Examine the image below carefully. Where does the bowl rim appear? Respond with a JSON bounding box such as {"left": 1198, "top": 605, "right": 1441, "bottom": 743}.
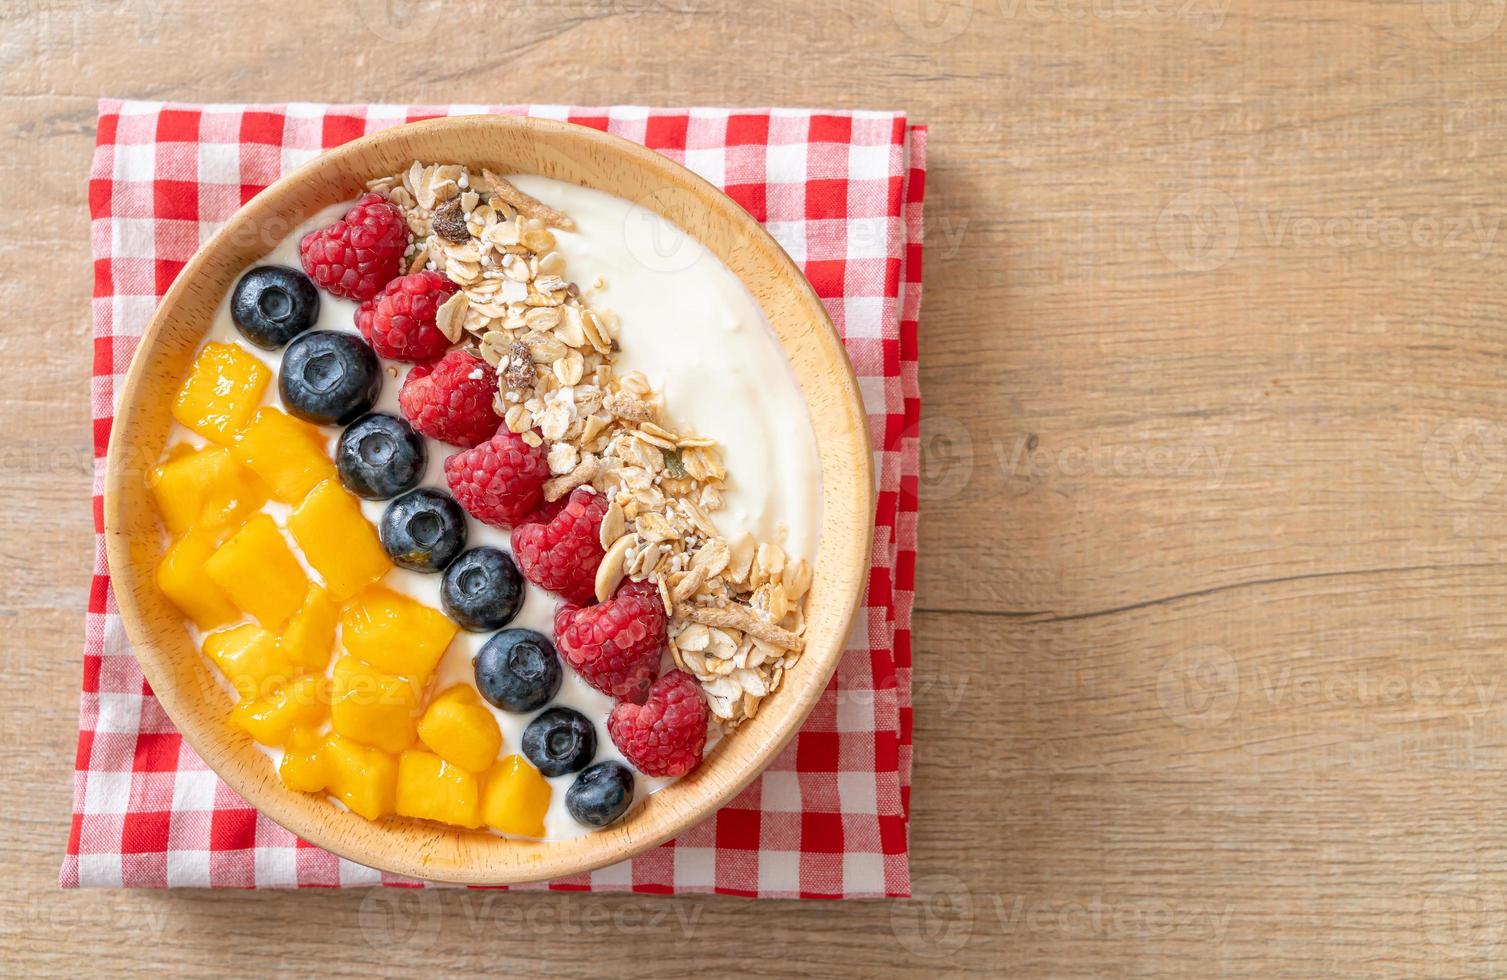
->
{"left": 104, "top": 114, "right": 874, "bottom": 883}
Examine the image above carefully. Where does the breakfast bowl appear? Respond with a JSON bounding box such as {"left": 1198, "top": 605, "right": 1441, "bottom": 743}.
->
{"left": 103, "top": 115, "right": 873, "bottom": 884}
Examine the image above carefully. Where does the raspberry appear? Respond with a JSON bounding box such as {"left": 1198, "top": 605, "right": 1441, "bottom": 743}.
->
{"left": 555, "top": 579, "right": 667, "bottom": 702}
{"left": 607, "top": 670, "right": 708, "bottom": 776}
{"left": 444, "top": 430, "right": 550, "bottom": 528}
{"left": 354, "top": 271, "right": 458, "bottom": 362}
{"left": 298, "top": 193, "right": 408, "bottom": 301}
{"left": 511, "top": 488, "right": 608, "bottom": 605}
{"left": 521, "top": 493, "right": 571, "bottom": 527}
{"left": 398, "top": 350, "right": 502, "bottom": 448}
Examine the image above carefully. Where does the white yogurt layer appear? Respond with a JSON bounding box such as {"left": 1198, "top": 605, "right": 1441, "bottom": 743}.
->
{"left": 508, "top": 175, "right": 821, "bottom": 563}
{"left": 175, "top": 176, "right": 820, "bottom": 840}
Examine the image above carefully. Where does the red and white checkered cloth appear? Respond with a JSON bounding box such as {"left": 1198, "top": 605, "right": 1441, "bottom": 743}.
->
{"left": 64, "top": 100, "right": 924, "bottom": 898}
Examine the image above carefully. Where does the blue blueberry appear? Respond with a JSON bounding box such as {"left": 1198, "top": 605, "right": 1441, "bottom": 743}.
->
{"left": 380, "top": 488, "right": 466, "bottom": 572}
{"left": 441, "top": 547, "right": 524, "bottom": 632}
{"left": 231, "top": 265, "right": 320, "bottom": 349}
{"left": 278, "top": 330, "right": 380, "bottom": 425}
{"left": 474, "top": 629, "right": 561, "bottom": 713}
{"left": 337, "top": 412, "right": 426, "bottom": 500}
{"left": 566, "top": 761, "right": 635, "bottom": 828}
{"left": 521, "top": 707, "right": 597, "bottom": 777}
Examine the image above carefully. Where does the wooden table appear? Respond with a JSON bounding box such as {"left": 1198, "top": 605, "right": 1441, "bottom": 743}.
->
{"left": 8, "top": 1, "right": 1507, "bottom": 975}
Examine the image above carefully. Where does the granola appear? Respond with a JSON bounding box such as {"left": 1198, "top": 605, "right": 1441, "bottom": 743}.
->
{"left": 364, "top": 162, "right": 810, "bottom": 729}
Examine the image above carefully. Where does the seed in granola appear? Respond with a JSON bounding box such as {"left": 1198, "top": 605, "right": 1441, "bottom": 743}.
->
{"left": 432, "top": 199, "right": 470, "bottom": 243}
{"left": 660, "top": 447, "right": 687, "bottom": 478}
{"left": 503, "top": 342, "right": 535, "bottom": 390}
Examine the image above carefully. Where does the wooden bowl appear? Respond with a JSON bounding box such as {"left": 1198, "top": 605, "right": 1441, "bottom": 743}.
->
{"left": 104, "top": 116, "right": 874, "bottom": 884}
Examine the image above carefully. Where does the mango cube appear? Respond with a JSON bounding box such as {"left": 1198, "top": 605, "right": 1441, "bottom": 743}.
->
{"left": 230, "top": 673, "right": 329, "bottom": 746}
{"left": 203, "top": 623, "right": 298, "bottom": 700}
{"left": 322, "top": 734, "right": 397, "bottom": 820}
{"left": 233, "top": 408, "right": 335, "bottom": 502}
{"left": 418, "top": 685, "right": 502, "bottom": 773}
{"left": 287, "top": 479, "right": 390, "bottom": 600}
{"left": 396, "top": 749, "right": 483, "bottom": 828}
{"left": 281, "top": 585, "right": 337, "bottom": 673}
{"left": 203, "top": 513, "right": 308, "bottom": 627}
{"left": 482, "top": 755, "right": 551, "bottom": 838}
{"left": 341, "top": 586, "right": 458, "bottom": 682}
{"left": 279, "top": 727, "right": 328, "bottom": 793}
{"left": 172, "top": 342, "right": 270, "bottom": 444}
{"left": 329, "top": 655, "right": 422, "bottom": 754}
{"left": 157, "top": 526, "right": 239, "bottom": 630}
{"left": 149, "top": 445, "right": 267, "bottom": 534}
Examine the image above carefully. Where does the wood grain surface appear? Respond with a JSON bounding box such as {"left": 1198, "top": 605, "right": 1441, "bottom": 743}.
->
{"left": 5, "top": 0, "right": 1507, "bottom": 976}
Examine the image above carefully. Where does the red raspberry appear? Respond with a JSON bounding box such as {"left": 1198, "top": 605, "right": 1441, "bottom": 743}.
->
{"left": 608, "top": 670, "right": 708, "bottom": 776}
{"left": 554, "top": 579, "right": 666, "bottom": 701}
{"left": 520, "top": 493, "right": 571, "bottom": 527}
{"left": 399, "top": 350, "right": 502, "bottom": 448}
{"left": 511, "top": 488, "right": 608, "bottom": 605}
{"left": 444, "top": 430, "right": 549, "bottom": 527}
{"left": 354, "top": 271, "right": 458, "bottom": 362}
{"left": 298, "top": 193, "right": 408, "bottom": 301}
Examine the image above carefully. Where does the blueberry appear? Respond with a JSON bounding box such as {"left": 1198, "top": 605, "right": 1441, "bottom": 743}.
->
{"left": 337, "top": 413, "right": 426, "bottom": 500}
{"left": 231, "top": 265, "right": 319, "bottom": 349}
{"left": 566, "top": 761, "right": 635, "bottom": 828}
{"left": 441, "top": 547, "right": 524, "bottom": 632}
{"left": 521, "top": 707, "right": 597, "bottom": 777}
{"left": 380, "top": 488, "right": 466, "bottom": 572}
{"left": 474, "top": 629, "right": 561, "bottom": 713}
{"left": 279, "top": 330, "right": 380, "bottom": 425}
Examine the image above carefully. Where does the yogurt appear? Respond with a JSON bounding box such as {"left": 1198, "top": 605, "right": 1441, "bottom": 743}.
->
{"left": 173, "top": 176, "right": 820, "bottom": 839}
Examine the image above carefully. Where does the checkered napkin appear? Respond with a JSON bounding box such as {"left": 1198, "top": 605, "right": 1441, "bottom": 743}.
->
{"left": 64, "top": 100, "right": 924, "bottom": 898}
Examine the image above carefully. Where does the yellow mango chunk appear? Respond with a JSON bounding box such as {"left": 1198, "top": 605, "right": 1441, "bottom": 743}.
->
{"left": 281, "top": 585, "right": 337, "bottom": 673}
{"left": 203, "top": 623, "right": 298, "bottom": 700}
{"left": 149, "top": 445, "right": 267, "bottom": 534}
{"left": 287, "top": 479, "right": 390, "bottom": 601}
{"left": 230, "top": 674, "right": 329, "bottom": 746}
{"left": 157, "top": 526, "right": 238, "bottom": 630}
{"left": 396, "top": 749, "right": 483, "bottom": 828}
{"left": 341, "top": 586, "right": 458, "bottom": 682}
{"left": 329, "top": 655, "right": 421, "bottom": 754}
{"left": 279, "top": 727, "right": 327, "bottom": 793}
{"left": 482, "top": 755, "right": 551, "bottom": 838}
{"left": 203, "top": 513, "right": 308, "bottom": 628}
{"left": 172, "top": 342, "right": 270, "bottom": 444}
{"left": 322, "top": 733, "right": 397, "bottom": 820}
{"left": 418, "top": 685, "right": 502, "bottom": 773}
{"left": 233, "top": 408, "right": 335, "bottom": 502}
